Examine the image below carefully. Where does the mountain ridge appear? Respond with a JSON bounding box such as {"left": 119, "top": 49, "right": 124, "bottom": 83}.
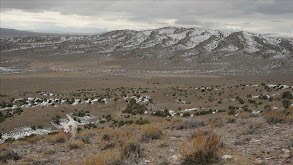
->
{"left": 0, "top": 27, "right": 293, "bottom": 75}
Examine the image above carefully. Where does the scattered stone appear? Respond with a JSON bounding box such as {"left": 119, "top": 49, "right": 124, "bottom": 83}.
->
{"left": 253, "top": 159, "right": 264, "bottom": 165}
{"left": 280, "top": 152, "right": 291, "bottom": 159}
{"left": 222, "top": 154, "right": 233, "bottom": 160}
{"left": 168, "top": 154, "right": 179, "bottom": 161}
{"left": 145, "top": 159, "right": 151, "bottom": 163}
{"left": 0, "top": 151, "right": 22, "bottom": 162}
{"left": 281, "top": 148, "right": 290, "bottom": 153}
{"left": 169, "top": 149, "right": 175, "bottom": 152}
{"left": 267, "top": 149, "right": 276, "bottom": 154}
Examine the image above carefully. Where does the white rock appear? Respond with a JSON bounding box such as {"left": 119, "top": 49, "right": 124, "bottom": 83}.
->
{"left": 281, "top": 148, "right": 290, "bottom": 153}
{"left": 222, "top": 155, "right": 233, "bottom": 159}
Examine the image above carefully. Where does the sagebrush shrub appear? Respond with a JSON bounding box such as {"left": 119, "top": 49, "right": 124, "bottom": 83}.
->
{"left": 179, "top": 129, "right": 222, "bottom": 165}
{"left": 178, "top": 119, "right": 205, "bottom": 130}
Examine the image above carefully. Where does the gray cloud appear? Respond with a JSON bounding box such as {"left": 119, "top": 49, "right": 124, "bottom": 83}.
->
{"left": 1, "top": 0, "right": 293, "bottom": 37}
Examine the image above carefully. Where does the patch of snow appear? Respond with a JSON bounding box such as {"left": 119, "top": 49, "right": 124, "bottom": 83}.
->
{"left": 242, "top": 31, "right": 260, "bottom": 53}
{"left": 0, "top": 127, "right": 52, "bottom": 144}
{"left": 168, "top": 110, "right": 176, "bottom": 117}
{"left": 0, "top": 67, "right": 20, "bottom": 74}
{"left": 252, "top": 110, "right": 261, "bottom": 114}
{"left": 204, "top": 40, "right": 220, "bottom": 51}
{"left": 219, "top": 45, "right": 238, "bottom": 52}
{"left": 181, "top": 108, "right": 198, "bottom": 112}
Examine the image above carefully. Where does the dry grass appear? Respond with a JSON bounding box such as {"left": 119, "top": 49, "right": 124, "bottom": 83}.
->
{"left": 0, "top": 142, "right": 12, "bottom": 149}
{"left": 66, "top": 140, "right": 85, "bottom": 149}
{"left": 25, "top": 135, "right": 43, "bottom": 144}
{"left": 250, "top": 121, "right": 263, "bottom": 129}
{"left": 238, "top": 112, "right": 252, "bottom": 119}
{"left": 47, "top": 132, "right": 65, "bottom": 143}
{"left": 179, "top": 128, "right": 222, "bottom": 164}
{"left": 98, "top": 126, "right": 141, "bottom": 156}
{"left": 83, "top": 145, "right": 123, "bottom": 165}
{"left": 83, "top": 140, "right": 142, "bottom": 165}
{"left": 81, "top": 124, "right": 144, "bottom": 165}
{"left": 140, "top": 124, "right": 163, "bottom": 142}
{"left": 177, "top": 118, "right": 205, "bottom": 130}
{"left": 76, "top": 130, "right": 98, "bottom": 144}
{"left": 264, "top": 108, "right": 293, "bottom": 124}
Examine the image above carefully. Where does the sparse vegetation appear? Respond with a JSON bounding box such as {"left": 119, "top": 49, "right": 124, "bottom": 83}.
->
{"left": 153, "top": 108, "right": 171, "bottom": 117}
{"left": 66, "top": 140, "right": 84, "bottom": 149}
{"left": 178, "top": 119, "right": 205, "bottom": 129}
{"left": 140, "top": 124, "right": 163, "bottom": 142}
{"left": 179, "top": 129, "right": 222, "bottom": 165}
{"left": 122, "top": 98, "right": 147, "bottom": 115}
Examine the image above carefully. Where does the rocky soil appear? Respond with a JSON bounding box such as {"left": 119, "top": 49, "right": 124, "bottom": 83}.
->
{"left": 1, "top": 111, "right": 292, "bottom": 165}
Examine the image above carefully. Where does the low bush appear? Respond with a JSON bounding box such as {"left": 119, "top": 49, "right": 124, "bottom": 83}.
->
{"left": 195, "top": 109, "right": 212, "bottom": 116}
{"left": 152, "top": 108, "right": 171, "bottom": 117}
{"left": 140, "top": 125, "right": 163, "bottom": 142}
{"left": 135, "top": 118, "right": 150, "bottom": 125}
{"left": 208, "top": 117, "right": 224, "bottom": 127}
{"left": 282, "top": 91, "right": 293, "bottom": 99}
{"left": 228, "top": 110, "right": 236, "bottom": 115}
{"left": 227, "top": 118, "right": 236, "bottom": 123}
{"left": 48, "top": 132, "right": 65, "bottom": 143}
{"left": 179, "top": 129, "right": 222, "bottom": 165}
{"left": 282, "top": 99, "right": 291, "bottom": 109}
{"left": 0, "top": 150, "right": 22, "bottom": 163}
{"left": 177, "top": 119, "right": 205, "bottom": 130}
{"left": 66, "top": 140, "right": 84, "bottom": 149}
{"left": 183, "top": 112, "right": 191, "bottom": 117}
{"left": 264, "top": 108, "right": 293, "bottom": 124}
{"left": 122, "top": 99, "right": 147, "bottom": 115}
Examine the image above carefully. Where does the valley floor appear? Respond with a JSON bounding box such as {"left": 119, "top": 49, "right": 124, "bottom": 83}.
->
{"left": 0, "top": 71, "right": 293, "bottom": 164}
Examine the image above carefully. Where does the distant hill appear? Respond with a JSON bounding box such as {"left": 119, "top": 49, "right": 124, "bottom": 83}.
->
{"left": 0, "top": 28, "right": 83, "bottom": 38}
{"left": 1, "top": 27, "right": 293, "bottom": 75}
{"left": 0, "top": 28, "right": 49, "bottom": 37}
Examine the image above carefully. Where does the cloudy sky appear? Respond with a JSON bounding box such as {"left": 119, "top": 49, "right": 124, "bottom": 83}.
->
{"left": 1, "top": 0, "right": 293, "bottom": 37}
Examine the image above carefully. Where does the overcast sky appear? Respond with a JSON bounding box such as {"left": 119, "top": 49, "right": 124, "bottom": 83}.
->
{"left": 1, "top": 0, "right": 293, "bottom": 37}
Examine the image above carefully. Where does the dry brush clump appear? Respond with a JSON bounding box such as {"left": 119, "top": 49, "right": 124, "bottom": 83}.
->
{"left": 140, "top": 124, "right": 163, "bottom": 142}
{"left": 179, "top": 129, "right": 222, "bottom": 165}
{"left": 207, "top": 117, "right": 225, "bottom": 128}
{"left": 0, "top": 150, "right": 22, "bottom": 163}
{"left": 83, "top": 127, "right": 143, "bottom": 165}
{"left": 264, "top": 107, "right": 293, "bottom": 124}
{"left": 47, "top": 132, "right": 65, "bottom": 143}
{"left": 177, "top": 118, "right": 206, "bottom": 130}
{"left": 25, "top": 135, "right": 43, "bottom": 144}
{"left": 66, "top": 140, "right": 85, "bottom": 149}
{"left": 83, "top": 145, "right": 123, "bottom": 165}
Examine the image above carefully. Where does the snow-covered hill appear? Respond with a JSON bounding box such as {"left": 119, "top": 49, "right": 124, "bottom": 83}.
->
{"left": 1, "top": 27, "right": 293, "bottom": 75}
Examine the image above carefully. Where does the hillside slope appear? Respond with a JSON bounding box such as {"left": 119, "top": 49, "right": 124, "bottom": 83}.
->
{"left": 1, "top": 27, "right": 293, "bottom": 75}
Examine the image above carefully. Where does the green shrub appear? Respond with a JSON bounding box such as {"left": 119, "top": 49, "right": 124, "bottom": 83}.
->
{"left": 178, "top": 119, "right": 205, "bottom": 129}
{"left": 106, "top": 114, "right": 112, "bottom": 122}
{"left": 122, "top": 100, "right": 147, "bottom": 115}
{"left": 37, "top": 125, "right": 43, "bottom": 129}
{"left": 153, "top": 108, "right": 171, "bottom": 117}
{"left": 282, "top": 99, "right": 291, "bottom": 109}
{"left": 183, "top": 112, "right": 191, "bottom": 117}
{"left": 14, "top": 108, "right": 23, "bottom": 115}
{"left": 282, "top": 91, "right": 293, "bottom": 99}
{"left": 135, "top": 118, "right": 150, "bottom": 125}
{"left": 195, "top": 109, "right": 212, "bottom": 116}
{"left": 228, "top": 110, "right": 236, "bottom": 115}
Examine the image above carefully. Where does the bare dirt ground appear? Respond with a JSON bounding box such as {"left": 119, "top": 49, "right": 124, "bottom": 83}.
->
{"left": 0, "top": 71, "right": 293, "bottom": 164}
